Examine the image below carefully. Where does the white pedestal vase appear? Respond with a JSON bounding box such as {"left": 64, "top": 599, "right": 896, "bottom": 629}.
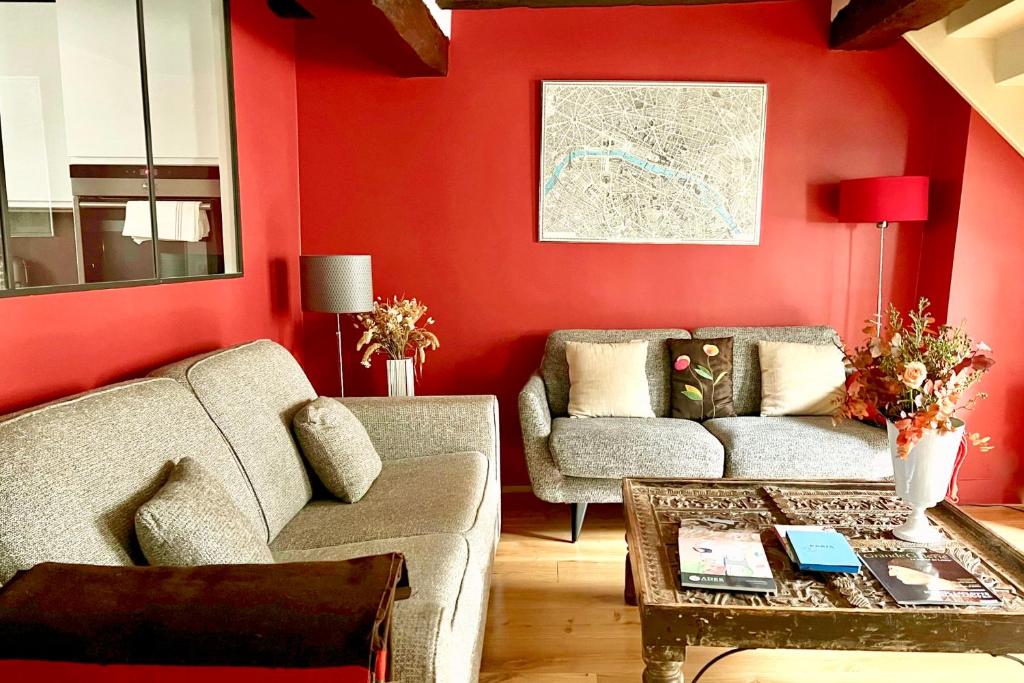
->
{"left": 887, "top": 420, "right": 964, "bottom": 543}
{"left": 387, "top": 358, "right": 415, "bottom": 397}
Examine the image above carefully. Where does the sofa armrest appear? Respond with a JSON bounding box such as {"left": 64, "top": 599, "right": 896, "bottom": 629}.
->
{"left": 519, "top": 374, "right": 566, "bottom": 501}
{"left": 0, "top": 557, "right": 407, "bottom": 672}
{"left": 339, "top": 395, "right": 500, "bottom": 470}
{"left": 519, "top": 374, "right": 552, "bottom": 440}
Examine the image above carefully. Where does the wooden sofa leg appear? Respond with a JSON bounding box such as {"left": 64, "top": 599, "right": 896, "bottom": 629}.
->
{"left": 570, "top": 502, "right": 588, "bottom": 543}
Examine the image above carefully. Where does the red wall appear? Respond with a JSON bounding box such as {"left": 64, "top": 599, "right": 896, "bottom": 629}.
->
{"left": 294, "top": 0, "right": 965, "bottom": 487}
{"left": 0, "top": 1, "right": 302, "bottom": 415}
{"left": 946, "top": 111, "right": 1024, "bottom": 503}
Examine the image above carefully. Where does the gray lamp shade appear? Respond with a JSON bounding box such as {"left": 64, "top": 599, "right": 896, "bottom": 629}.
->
{"left": 300, "top": 255, "right": 374, "bottom": 314}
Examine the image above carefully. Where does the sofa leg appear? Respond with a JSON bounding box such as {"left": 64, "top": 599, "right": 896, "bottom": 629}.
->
{"left": 570, "top": 502, "right": 588, "bottom": 543}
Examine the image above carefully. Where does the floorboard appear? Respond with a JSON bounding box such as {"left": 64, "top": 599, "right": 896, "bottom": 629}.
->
{"left": 480, "top": 494, "right": 1024, "bottom": 682}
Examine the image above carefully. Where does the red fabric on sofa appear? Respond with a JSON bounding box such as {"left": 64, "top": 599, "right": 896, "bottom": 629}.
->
{"left": 0, "top": 662, "right": 370, "bottom": 683}
{"left": 0, "top": 557, "right": 408, "bottom": 682}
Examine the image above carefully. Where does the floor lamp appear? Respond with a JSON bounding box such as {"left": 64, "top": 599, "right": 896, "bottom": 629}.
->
{"left": 838, "top": 176, "right": 930, "bottom": 332}
{"left": 300, "top": 255, "right": 374, "bottom": 397}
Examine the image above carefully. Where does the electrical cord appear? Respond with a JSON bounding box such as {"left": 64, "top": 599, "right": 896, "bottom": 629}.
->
{"left": 690, "top": 648, "right": 751, "bottom": 683}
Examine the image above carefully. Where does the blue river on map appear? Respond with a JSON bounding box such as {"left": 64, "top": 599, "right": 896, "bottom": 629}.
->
{"left": 542, "top": 148, "right": 739, "bottom": 236}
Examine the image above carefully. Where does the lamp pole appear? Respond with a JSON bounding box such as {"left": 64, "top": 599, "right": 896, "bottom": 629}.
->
{"left": 336, "top": 313, "right": 345, "bottom": 397}
{"left": 875, "top": 220, "right": 888, "bottom": 334}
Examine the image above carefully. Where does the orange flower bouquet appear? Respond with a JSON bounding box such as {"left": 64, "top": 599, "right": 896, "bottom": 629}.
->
{"left": 836, "top": 297, "right": 994, "bottom": 457}
{"left": 836, "top": 298, "right": 994, "bottom": 541}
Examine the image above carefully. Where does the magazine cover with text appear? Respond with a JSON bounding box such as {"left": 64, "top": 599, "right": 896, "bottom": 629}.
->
{"left": 860, "top": 549, "right": 1001, "bottom": 607}
{"left": 677, "top": 526, "right": 777, "bottom": 593}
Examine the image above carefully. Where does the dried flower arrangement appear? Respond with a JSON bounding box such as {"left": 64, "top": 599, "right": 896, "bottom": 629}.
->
{"left": 835, "top": 298, "right": 994, "bottom": 458}
{"left": 355, "top": 296, "right": 439, "bottom": 372}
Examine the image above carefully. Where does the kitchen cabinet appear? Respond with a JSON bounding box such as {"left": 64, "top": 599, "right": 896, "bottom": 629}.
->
{"left": 55, "top": 0, "right": 222, "bottom": 165}
{"left": 0, "top": 3, "right": 73, "bottom": 209}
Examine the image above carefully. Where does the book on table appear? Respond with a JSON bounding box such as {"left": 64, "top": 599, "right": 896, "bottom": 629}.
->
{"left": 677, "top": 526, "right": 777, "bottom": 593}
{"left": 860, "top": 549, "right": 1002, "bottom": 607}
{"left": 773, "top": 524, "right": 831, "bottom": 563}
{"left": 786, "top": 529, "right": 860, "bottom": 573}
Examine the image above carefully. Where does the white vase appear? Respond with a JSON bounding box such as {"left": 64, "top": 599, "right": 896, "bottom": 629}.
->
{"left": 387, "top": 358, "right": 415, "bottom": 397}
{"left": 887, "top": 420, "right": 964, "bottom": 543}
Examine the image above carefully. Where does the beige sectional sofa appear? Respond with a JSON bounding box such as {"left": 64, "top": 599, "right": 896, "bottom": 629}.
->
{"left": 0, "top": 339, "right": 500, "bottom": 683}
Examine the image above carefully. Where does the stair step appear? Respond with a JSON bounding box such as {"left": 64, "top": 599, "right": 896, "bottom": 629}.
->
{"left": 948, "top": 0, "right": 1024, "bottom": 38}
{"left": 995, "top": 25, "right": 1024, "bottom": 84}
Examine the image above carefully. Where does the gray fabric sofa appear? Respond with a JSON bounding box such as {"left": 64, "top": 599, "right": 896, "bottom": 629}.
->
{"left": 0, "top": 339, "right": 500, "bottom": 683}
{"left": 519, "top": 328, "right": 891, "bottom": 541}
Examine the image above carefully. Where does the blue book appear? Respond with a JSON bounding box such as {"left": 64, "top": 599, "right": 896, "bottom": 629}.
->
{"left": 786, "top": 529, "right": 860, "bottom": 573}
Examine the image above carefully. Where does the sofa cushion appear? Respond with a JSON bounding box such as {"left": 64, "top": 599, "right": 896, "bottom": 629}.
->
{"left": 0, "top": 379, "right": 264, "bottom": 585}
{"left": 150, "top": 340, "right": 317, "bottom": 541}
{"left": 541, "top": 329, "right": 690, "bottom": 418}
{"left": 704, "top": 416, "right": 892, "bottom": 480}
{"left": 668, "top": 337, "right": 737, "bottom": 421}
{"left": 566, "top": 340, "right": 655, "bottom": 418}
{"left": 270, "top": 452, "right": 489, "bottom": 551}
{"left": 136, "top": 458, "right": 274, "bottom": 566}
{"left": 273, "top": 534, "right": 475, "bottom": 682}
{"left": 293, "top": 397, "right": 382, "bottom": 503}
{"left": 757, "top": 341, "right": 846, "bottom": 416}
{"left": 549, "top": 417, "right": 725, "bottom": 480}
{"left": 693, "top": 326, "right": 840, "bottom": 416}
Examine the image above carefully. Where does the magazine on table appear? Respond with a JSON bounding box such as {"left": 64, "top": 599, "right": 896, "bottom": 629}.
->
{"left": 677, "top": 525, "right": 777, "bottom": 593}
{"left": 860, "top": 549, "right": 1002, "bottom": 607}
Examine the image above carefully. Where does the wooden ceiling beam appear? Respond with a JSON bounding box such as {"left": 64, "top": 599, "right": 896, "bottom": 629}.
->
{"left": 268, "top": 0, "right": 448, "bottom": 76}
{"left": 438, "top": 0, "right": 773, "bottom": 8}
{"left": 370, "top": 0, "right": 449, "bottom": 76}
{"left": 830, "top": 0, "right": 971, "bottom": 50}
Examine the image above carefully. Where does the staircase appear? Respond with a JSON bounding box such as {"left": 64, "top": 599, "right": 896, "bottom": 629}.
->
{"left": 903, "top": 0, "right": 1024, "bottom": 157}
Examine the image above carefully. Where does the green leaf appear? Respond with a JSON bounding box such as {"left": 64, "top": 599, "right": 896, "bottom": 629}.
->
{"left": 694, "top": 365, "right": 714, "bottom": 381}
{"left": 715, "top": 371, "right": 727, "bottom": 384}
{"left": 683, "top": 385, "right": 703, "bottom": 401}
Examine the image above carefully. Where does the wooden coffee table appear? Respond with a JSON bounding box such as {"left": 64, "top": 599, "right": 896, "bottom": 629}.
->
{"left": 622, "top": 478, "right": 1024, "bottom": 682}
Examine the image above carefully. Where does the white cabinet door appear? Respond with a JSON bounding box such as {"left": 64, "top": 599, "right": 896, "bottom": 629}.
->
{"left": 0, "top": 3, "right": 73, "bottom": 208}
{"left": 143, "top": 0, "right": 222, "bottom": 164}
{"left": 55, "top": 0, "right": 148, "bottom": 164}
{"left": 55, "top": 0, "right": 222, "bottom": 166}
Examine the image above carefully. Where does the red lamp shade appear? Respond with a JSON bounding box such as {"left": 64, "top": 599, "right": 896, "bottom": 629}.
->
{"left": 838, "top": 176, "right": 930, "bottom": 224}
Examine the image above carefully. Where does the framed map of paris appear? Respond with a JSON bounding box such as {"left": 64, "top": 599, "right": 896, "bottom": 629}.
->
{"left": 539, "top": 80, "right": 767, "bottom": 245}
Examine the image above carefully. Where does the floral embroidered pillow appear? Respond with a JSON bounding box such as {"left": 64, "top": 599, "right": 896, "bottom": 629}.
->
{"left": 668, "top": 338, "right": 736, "bottom": 421}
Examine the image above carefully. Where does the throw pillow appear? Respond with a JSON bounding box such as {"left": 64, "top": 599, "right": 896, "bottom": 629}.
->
{"left": 758, "top": 340, "right": 847, "bottom": 416}
{"left": 668, "top": 338, "right": 737, "bottom": 421}
{"left": 565, "top": 340, "right": 655, "bottom": 418}
{"left": 136, "top": 457, "right": 274, "bottom": 566}
{"left": 292, "top": 397, "right": 382, "bottom": 503}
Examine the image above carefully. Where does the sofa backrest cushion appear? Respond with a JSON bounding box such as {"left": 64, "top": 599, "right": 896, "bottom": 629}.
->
{"left": 150, "top": 340, "right": 316, "bottom": 540}
{"left": 0, "top": 378, "right": 263, "bottom": 585}
{"left": 541, "top": 329, "right": 690, "bottom": 417}
{"left": 692, "top": 326, "right": 840, "bottom": 416}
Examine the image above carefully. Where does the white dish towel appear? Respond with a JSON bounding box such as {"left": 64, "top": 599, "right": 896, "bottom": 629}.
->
{"left": 122, "top": 200, "right": 211, "bottom": 244}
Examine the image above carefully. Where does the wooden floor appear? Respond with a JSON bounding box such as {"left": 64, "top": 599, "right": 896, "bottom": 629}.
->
{"left": 480, "top": 494, "right": 1024, "bottom": 683}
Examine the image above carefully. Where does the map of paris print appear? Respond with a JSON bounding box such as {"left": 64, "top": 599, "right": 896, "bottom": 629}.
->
{"left": 539, "top": 81, "right": 767, "bottom": 245}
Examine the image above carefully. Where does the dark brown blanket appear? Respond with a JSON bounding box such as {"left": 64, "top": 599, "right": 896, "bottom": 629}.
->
{"left": 0, "top": 556, "right": 408, "bottom": 676}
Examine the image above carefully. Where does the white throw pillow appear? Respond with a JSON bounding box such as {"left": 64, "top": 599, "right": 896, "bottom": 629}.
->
{"left": 758, "top": 341, "right": 846, "bottom": 416}
{"left": 566, "top": 340, "right": 655, "bottom": 418}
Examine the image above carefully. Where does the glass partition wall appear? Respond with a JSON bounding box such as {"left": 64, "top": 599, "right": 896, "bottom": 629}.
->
{"left": 0, "top": 0, "right": 241, "bottom": 296}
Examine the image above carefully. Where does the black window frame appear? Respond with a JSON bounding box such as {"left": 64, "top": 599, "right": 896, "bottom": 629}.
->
{"left": 0, "top": 0, "right": 243, "bottom": 299}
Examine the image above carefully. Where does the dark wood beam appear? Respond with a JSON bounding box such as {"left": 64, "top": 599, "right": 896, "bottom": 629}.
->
{"left": 267, "top": 0, "right": 314, "bottom": 19}
{"left": 370, "top": 0, "right": 449, "bottom": 76}
{"left": 439, "top": 0, "right": 770, "bottom": 6}
{"left": 830, "top": 0, "right": 970, "bottom": 50}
